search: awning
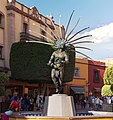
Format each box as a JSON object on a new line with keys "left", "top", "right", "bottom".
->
{"left": 70, "top": 86, "right": 85, "bottom": 94}
{"left": 93, "top": 87, "right": 101, "bottom": 92}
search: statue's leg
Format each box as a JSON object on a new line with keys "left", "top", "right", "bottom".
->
{"left": 57, "top": 70, "right": 64, "bottom": 93}
{"left": 53, "top": 70, "right": 62, "bottom": 93}
{"left": 59, "top": 70, "right": 63, "bottom": 86}
{"left": 51, "top": 69, "right": 59, "bottom": 93}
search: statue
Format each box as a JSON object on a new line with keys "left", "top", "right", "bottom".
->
{"left": 45, "top": 10, "right": 92, "bottom": 94}
{"left": 47, "top": 43, "right": 69, "bottom": 93}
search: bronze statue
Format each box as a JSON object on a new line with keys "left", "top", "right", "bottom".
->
{"left": 48, "top": 43, "right": 69, "bottom": 93}
{"left": 46, "top": 11, "right": 92, "bottom": 93}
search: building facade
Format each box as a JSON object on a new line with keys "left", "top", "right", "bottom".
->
{"left": 0, "top": 0, "right": 64, "bottom": 96}
{"left": 64, "top": 57, "right": 89, "bottom": 102}
{"left": 88, "top": 60, "right": 106, "bottom": 97}
{"left": 64, "top": 57, "right": 106, "bottom": 103}
{"left": 98, "top": 58, "right": 113, "bottom": 67}
{"left": 0, "top": 0, "right": 64, "bottom": 70}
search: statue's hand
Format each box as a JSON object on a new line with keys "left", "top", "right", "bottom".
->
{"left": 47, "top": 63, "right": 54, "bottom": 67}
{"left": 47, "top": 63, "right": 50, "bottom": 66}
{"left": 50, "top": 63, "right": 54, "bottom": 67}
{"left": 61, "top": 61, "right": 64, "bottom": 63}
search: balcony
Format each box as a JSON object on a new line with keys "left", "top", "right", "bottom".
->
{"left": 20, "top": 32, "right": 46, "bottom": 42}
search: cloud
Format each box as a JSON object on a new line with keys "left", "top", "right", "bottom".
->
{"left": 76, "top": 22, "right": 113, "bottom": 59}
{"left": 86, "top": 22, "right": 113, "bottom": 44}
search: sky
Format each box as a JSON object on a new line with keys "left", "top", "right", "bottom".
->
{"left": 17, "top": 0, "right": 113, "bottom": 60}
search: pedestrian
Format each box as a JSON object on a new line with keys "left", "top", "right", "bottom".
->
{"left": 6, "top": 95, "right": 12, "bottom": 108}
{"left": 29, "top": 96, "right": 34, "bottom": 111}
{"left": 94, "top": 96, "right": 100, "bottom": 110}
{"left": 10, "top": 92, "right": 18, "bottom": 103}
{"left": 88, "top": 94, "right": 95, "bottom": 110}
{"left": 99, "top": 98, "right": 103, "bottom": 110}
{"left": 38, "top": 97, "right": 44, "bottom": 112}
{"left": 9, "top": 96, "right": 20, "bottom": 112}
{"left": 106, "top": 96, "right": 111, "bottom": 104}
{"left": 81, "top": 96, "right": 86, "bottom": 109}
{"left": 111, "top": 96, "right": 113, "bottom": 103}
{"left": 21, "top": 94, "right": 30, "bottom": 111}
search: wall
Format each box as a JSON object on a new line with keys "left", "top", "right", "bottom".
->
{"left": 88, "top": 60, "right": 106, "bottom": 96}
{"left": 0, "top": 0, "right": 64, "bottom": 70}
{"left": 0, "top": 0, "right": 8, "bottom": 67}
{"left": 65, "top": 57, "right": 88, "bottom": 96}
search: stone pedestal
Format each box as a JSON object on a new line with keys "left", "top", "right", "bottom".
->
{"left": 44, "top": 94, "right": 76, "bottom": 116}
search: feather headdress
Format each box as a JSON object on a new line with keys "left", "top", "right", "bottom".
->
{"left": 28, "top": 10, "right": 93, "bottom": 59}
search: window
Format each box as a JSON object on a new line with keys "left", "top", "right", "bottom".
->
{"left": 41, "top": 30, "right": 46, "bottom": 41}
{"left": 74, "top": 67, "right": 80, "bottom": 77}
{"left": 23, "top": 23, "right": 28, "bottom": 33}
{"left": 0, "top": 13, "right": 4, "bottom": 28}
{"left": 93, "top": 69, "right": 100, "bottom": 82}
{"left": 0, "top": 46, "right": 3, "bottom": 59}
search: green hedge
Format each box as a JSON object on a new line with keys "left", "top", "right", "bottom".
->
{"left": 10, "top": 42, "right": 75, "bottom": 83}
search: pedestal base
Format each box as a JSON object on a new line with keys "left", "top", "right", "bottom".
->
{"left": 44, "top": 94, "right": 76, "bottom": 116}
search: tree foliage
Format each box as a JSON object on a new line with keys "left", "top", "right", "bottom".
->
{"left": 101, "top": 65, "right": 113, "bottom": 96}
{"left": 0, "top": 72, "right": 9, "bottom": 96}
{"left": 0, "top": 72, "right": 9, "bottom": 85}
{"left": 0, "top": 87, "right": 4, "bottom": 96}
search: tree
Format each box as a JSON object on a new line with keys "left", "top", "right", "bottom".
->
{"left": 101, "top": 65, "right": 113, "bottom": 96}
{"left": 0, "top": 72, "right": 9, "bottom": 96}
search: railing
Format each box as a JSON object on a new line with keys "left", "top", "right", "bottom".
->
{"left": 20, "top": 32, "right": 43, "bottom": 42}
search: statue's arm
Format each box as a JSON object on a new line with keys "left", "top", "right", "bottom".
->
{"left": 65, "top": 53, "right": 69, "bottom": 63}
{"left": 47, "top": 52, "right": 55, "bottom": 66}
{"left": 62, "top": 52, "right": 69, "bottom": 64}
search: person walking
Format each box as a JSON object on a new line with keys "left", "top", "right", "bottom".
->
{"left": 88, "top": 95, "right": 95, "bottom": 110}
{"left": 95, "top": 96, "right": 100, "bottom": 111}
{"left": 99, "top": 98, "right": 103, "bottom": 110}
{"left": 81, "top": 96, "right": 86, "bottom": 109}
{"left": 21, "top": 94, "right": 30, "bottom": 111}
{"left": 9, "top": 96, "right": 20, "bottom": 112}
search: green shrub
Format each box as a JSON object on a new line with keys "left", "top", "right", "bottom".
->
{"left": 0, "top": 72, "right": 9, "bottom": 85}
{"left": 0, "top": 87, "right": 4, "bottom": 96}
{"left": 10, "top": 42, "right": 75, "bottom": 83}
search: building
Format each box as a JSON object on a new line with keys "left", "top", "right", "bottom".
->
{"left": 0, "top": 0, "right": 107, "bottom": 98}
{"left": 88, "top": 60, "right": 106, "bottom": 97}
{"left": 64, "top": 57, "right": 106, "bottom": 103}
{"left": 64, "top": 57, "right": 89, "bottom": 102}
{"left": 0, "top": 0, "right": 64, "bottom": 96}
{"left": 98, "top": 58, "right": 113, "bottom": 67}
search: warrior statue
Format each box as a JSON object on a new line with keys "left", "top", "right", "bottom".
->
{"left": 48, "top": 43, "right": 69, "bottom": 93}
